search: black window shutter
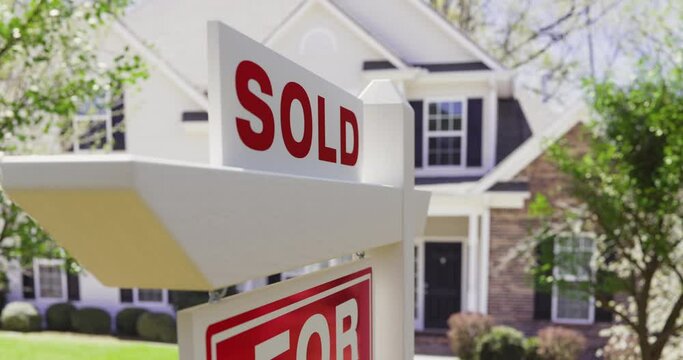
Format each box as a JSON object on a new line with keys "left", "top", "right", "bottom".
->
{"left": 267, "top": 274, "right": 281, "bottom": 285}
{"left": 168, "top": 290, "right": 177, "bottom": 304}
{"left": 533, "top": 239, "right": 554, "bottom": 320}
{"left": 111, "top": 95, "right": 125, "bottom": 151}
{"left": 466, "top": 98, "right": 483, "bottom": 167}
{"left": 66, "top": 272, "right": 80, "bottom": 301}
{"left": 120, "top": 288, "right": 133, "bottom": 303}
{"left": 409, "top": 101, "right": 423, "bottom": 168}
{"left": 22, "top": 268, "right": 36, "bottom": 300}
{"left": 594, "top": 269, "right": 614, "bottom": 322}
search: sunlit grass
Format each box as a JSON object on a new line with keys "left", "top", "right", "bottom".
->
{"left": 0, "top": 331, "right": 178, "bottom": 360}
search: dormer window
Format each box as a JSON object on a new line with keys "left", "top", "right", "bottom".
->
{"left": 71, "top": 95, "right": 125, "bottom": 152}
{"left": 412, "top": 97, "right": 485, "bottom": 181}
{"left": 426, "top": 100, "right": 466, "bottom": 167}
{"left": 73, "top": 96, "right": 112, "bottom": 151}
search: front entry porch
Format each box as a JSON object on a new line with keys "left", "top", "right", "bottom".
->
{"left": 415, "top": 214, "right": 486, "bottom": 331}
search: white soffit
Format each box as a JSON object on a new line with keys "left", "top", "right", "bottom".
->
{"left": 1, "top": 155, "right": 408, "bottom": 291}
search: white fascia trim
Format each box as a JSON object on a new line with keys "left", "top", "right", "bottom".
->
{"left": 425, "top": 191, "right": 528, "bottom": 217}
{"left": 483, "top": 191, "right": 531, "bottom": 209}
{"left": 417, "top": 182, "right": 473, "bottom": 193}
{"left": 426, "top": 192, "right": 485, "bottom": 216}
{"left": 415, "top": 69, "right": 514, "bottom": 84}
{"left": 362, "top": 68, "right": 425, "bottom": 81}
{"left": 262, "top": 0, "right": 314, "bottom": 45}
{"left": 471, "top": 102, "right": 588, "bottom": 193}
{"left": 408, "top": 0, "right": 505, "bottom": 71}
{"left": 264, "top": 0, "right": 408, "bottom": 70}
{"left": 112, "top": 21, "right": 209, "bottom": 111}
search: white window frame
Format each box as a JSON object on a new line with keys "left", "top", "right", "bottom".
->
{"left": 414, "top": 236, "right": 467, "bottom": 331}
{"left": 419, "top": 97, "right": 468, "bottom": 176}
{"left": 34, "top": 259, "right": 67, "bottom": 301}
{"left": 134, "top": 288, "right": 167, "bottom": 304}
{"left": 73, "top": 96, "right": 113, "bottom": 153}
{"left": 551, "top": 236, "right": 595, "bottom": 325}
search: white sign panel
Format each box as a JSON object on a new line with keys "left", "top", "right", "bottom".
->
{"left": 208, "top": 21, "right": 363, "bottom": 182}
{"left": 178, "top": 261, "right": 372, "bottom": 360}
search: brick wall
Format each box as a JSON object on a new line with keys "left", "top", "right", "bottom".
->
{"left": 487, "top": 125, "right": 608, "bottom": 358}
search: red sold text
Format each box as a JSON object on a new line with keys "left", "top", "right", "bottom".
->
{"left": 234, "top": 60, "right": 360, "bottom": 166}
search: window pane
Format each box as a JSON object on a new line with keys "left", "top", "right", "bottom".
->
{"left": 428, "top": 136, "right": 461, "bottom": 166}
{"left": 438, "top": 102, "right": 450, "bottom": 116}
{"left": 451, "top": 116, "right": 462, "bottom": 131}
{"left": 426, "top": 101, "right": 463, "bottom": 132}
{"left": 557, "top": 283, "right": 591, "bottom": 321}
{"left": 77, "top": 97, "right": 108, "bottom": 116}
{"left": 38, "top": 265, "right": 63, "bottom": 298}
{"left": 76, "top": 120, "right": 107, "bottom": 150}
{"left": 428, "top": 103, "right": 437, "bottom": 116}
{"left": 451, "top": 102, "right": 462, "bottom": 114}
{"left": 138, "top": 289, "right": 163, "bottom": 302}
{"left": 440, "top": 118, "right": 449, "bottom": 131}
{"left": 439, "top": 152, "right": 449, "bottom": 164}
{"left": 556, "top": 236, "right": 594, "bottom": 280}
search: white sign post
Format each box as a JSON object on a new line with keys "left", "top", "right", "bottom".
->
{"left": 360, "top": 80, "right": 420, "bottom": 359}
{"left": 175, "top": 21, "right": 427, "bottom": 359}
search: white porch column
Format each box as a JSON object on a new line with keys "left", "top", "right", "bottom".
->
{"left": 479, "top": 209, "right": 491, "bottom": 314}
{"left": 466, "top": 213, "right": 480, "bottom": 312}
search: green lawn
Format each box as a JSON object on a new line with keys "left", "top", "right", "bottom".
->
{"left": 0, "top": 331, "right": 178, "bottom": 360}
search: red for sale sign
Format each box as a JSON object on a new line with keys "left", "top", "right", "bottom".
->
{"left": 203, "top": 268, "right": 372, "bottom": 360}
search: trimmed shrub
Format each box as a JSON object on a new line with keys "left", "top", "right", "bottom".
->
{"left": 169, "top": 287, "right": 237, "bottom": 311}
{"left": 46, "top": 303, "right": 76, "bottom": 331}
{"left": 0, "top": 301, "right": 41, "bottom": 332}
{"left": 447, "top": 312, "right": 495, "bottom": 360}
{"left": 475, "top": 326, "right": 525, "bottom": 360}
{"left": 71, "top": 307, "right": 111, "bottom": 335}
{"left": 116, "top": 308, "right": 148, "bottom": 336}
{"left": 537, "top": 326, "right": 587, "bottom": 360}
{"left": 137, "top": 312, "right": 177, "bottom": 343}
{"left": 525, "top": 336, "right": 542, "bottom": 360}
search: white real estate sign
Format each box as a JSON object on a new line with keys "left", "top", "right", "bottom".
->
{"left": 180, "top": 21, "right": 427, "bottom": 359}
{"left": 208, "top": 21, "right": 363, "bottom": 182}
{"left": 0, "top": 20, "right": 429, "bottom": 360}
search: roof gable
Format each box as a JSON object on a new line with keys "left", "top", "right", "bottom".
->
{"left": 331, "top": 0, "right": 504, "bottom": 70}
{"left": 264, "top": 0, "right": 408, "bottom": 70}
{"left": 121, "top": 0, "right": 302, "bottom": 89}
{"left": 263, "top": 0, "right": 410, "bottom": 94}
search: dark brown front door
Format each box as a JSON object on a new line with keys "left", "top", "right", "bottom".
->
{"left": 424, "top": 242, "right": 462, "bottom": 329}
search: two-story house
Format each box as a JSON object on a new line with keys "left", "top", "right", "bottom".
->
{"left": 4, "top": 0, "right": 609, "bottom": 352}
